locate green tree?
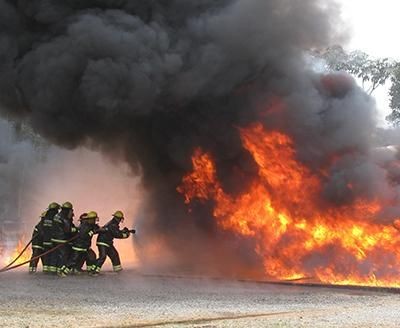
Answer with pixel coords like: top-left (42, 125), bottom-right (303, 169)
top-left (387, 64), bottom-right (400, 125)
top-left (316, 46), bottom-right (395, 95)
top-left (314, 46), bottom-right (400, 126)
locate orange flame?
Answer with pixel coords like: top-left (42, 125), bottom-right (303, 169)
top-left (178, 123), bottom-right (400, 287)
top-left (3, 237), bottom-right (31, 267)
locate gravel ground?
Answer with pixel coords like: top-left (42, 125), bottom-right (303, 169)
top-left (0, 270), bottom-right (400, 327)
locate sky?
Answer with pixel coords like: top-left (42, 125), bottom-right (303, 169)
top-left (338, 0), bottom-right (400, 125)
top-left (339, 0), bottom-right (400, 59)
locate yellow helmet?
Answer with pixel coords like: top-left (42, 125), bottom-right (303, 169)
top-left (113, 211), bottom-right (124, 219)
top-left (48, 202), bottom-right (60, 210)
top-left (87, 211), bottom-right (98, 219)
top-left (62, 201), bottom-right (73, 209)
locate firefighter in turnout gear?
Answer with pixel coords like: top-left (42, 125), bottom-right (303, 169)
top-left (71, 213), bottom-right (97, 273)
top-left (41, 202), bottom-right (60, 273)
top-left (91, 211), bottom-right (131, 275)
top-left (51, 202), bottom-right (77, 277)
top-left (28, 211), bottom-right (47, 273)
top-left (65, 211), bottom-right (100, 275)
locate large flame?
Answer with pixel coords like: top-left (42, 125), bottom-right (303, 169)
top-left (178, 123), bottom-right (400, 287)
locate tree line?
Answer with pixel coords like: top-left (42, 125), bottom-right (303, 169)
top-left (313, 45), bottom-right (400, 125)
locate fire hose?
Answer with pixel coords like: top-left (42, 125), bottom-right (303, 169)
top-left (0, 235), bottom-right (79, 273)
top-left (2, 238), bottom-right (33, 270)
top-left (0, 228), bottom-right (136, 273)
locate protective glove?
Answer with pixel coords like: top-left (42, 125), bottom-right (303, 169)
top-left (93, 224), bottom-right (101, 234)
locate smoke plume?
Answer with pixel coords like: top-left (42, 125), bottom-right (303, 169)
top-left (0, 120), bottom-right (46, 226)
top-left (1, 0), bottom-right (398, 276)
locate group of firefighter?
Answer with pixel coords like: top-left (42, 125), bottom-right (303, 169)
top-left (29, 201), bottom-right (135, 277)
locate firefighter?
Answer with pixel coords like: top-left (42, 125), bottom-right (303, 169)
top-left (41, 202), bottom-right (60, 274)
top-left (28, 211), bottom-right (47, 273)
top-left (91, 210), bottom-right (132, 275)
top-left (64, 211), bottom-right (100, 276)
top-left (51, 202), bottom-right (77, 276)
top-left (72, 213), bottom-right (97, 274)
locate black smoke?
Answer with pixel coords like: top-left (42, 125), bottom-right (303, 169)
top-left (0, 0), bottom-right (397, 276)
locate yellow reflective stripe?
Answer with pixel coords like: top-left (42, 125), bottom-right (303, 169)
top-left (96, 242), bottom-right (110, 247)
top-left (113, 265), bottom-right (122, 271)
top-left (51, 239), bottom-right (67, 243)
top-left (72, 246), bottom-right (87, 252)
top-left (71, 227), bottom-right (77, 232)
top-left (88, 231), bottom-right (94, 237)
top-left (52, 239), bottom-right (67, 243)
top-left (32, 245), bottom-right (44, 249)
top-left (122, 233), bottom-right (128, 238)
top-left (43, 242), bottom-right (53, 246)
top-left (34, 227), bottom-right (39, 232)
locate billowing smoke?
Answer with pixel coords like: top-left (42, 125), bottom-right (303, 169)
top-left (1, 0), bottom-right (397, 276)
top-left (0, 120), bottom-right (46, 225)
top-left (0, 119), bottom-right (52, 259)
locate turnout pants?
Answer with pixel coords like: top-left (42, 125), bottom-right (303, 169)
top-left (86, 248), bottom-right (97, 271)
top-left (93, 244), bottom-right (122, 273)
top-left (75, 248), bottom-right (97, 272)
top-left (52, 241), bottom-right (69, 275)
top-left (29, 231), bottom-right (44, 273)
top-left (42, 242), bottom-right (57, 273)
top-left (66, 246), bottom-right (91, 274)
top-left (29, 245), bottom-right (44, 273)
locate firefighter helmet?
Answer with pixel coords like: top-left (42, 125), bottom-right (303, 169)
top-left (87, 211), bottom-right (98, 219)
top-left (79, 213), bottom-right (88, 221)
top-left (113, 211), bottom-right (124, 219)
top-left (62, 201), bottom-right (73, 209)
top-left (48, 202), bottom-right (60, 210)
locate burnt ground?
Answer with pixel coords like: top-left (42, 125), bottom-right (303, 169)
top-left (0, 269), bottom-right (400, 327)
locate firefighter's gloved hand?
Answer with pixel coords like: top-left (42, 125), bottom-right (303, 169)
top-left (93, 224), bottom-right (101, 234)
top-left (121, 227), bottom-right (130, 238)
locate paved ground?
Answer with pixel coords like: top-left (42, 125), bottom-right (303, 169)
top-left (0, 270), bottom-right (400, 327)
